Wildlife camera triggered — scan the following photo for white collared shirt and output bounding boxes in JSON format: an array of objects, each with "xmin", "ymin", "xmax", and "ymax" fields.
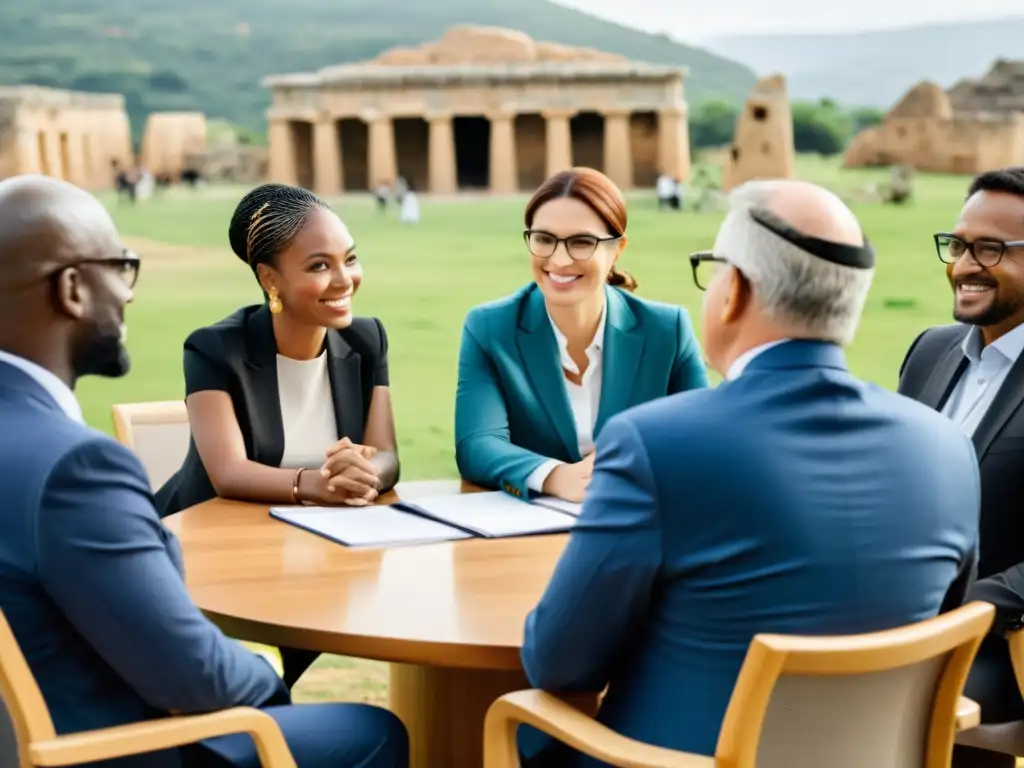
[
  {"xmin": 0, "ymin": 349, "xmax": 84, "ymax": 423},
  {"xmin": 942, "ymin": 323, "xmax": 1024, "ymax": 436},
  {"xmin": 525, "ymin": 305, "xmax": 607, "ymax": 492},
  {"xmin": 726, "ymin": 339, "xmax": 790, "ymax": 380}
]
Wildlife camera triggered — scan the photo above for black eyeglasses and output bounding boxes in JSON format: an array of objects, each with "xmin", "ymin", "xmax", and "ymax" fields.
[
  {"xmin": 58, "ymin": 251, "xmax": 140, "ymax": 289},
  {"xmin": 524, "ymin": 229, "xmax": 621, "ymax": 261},
  {"xmin": 689, "ymin": 250, "xmax": 728, "ymax": 290},
  {"xmin": 934, "ymin": 233, "xmax": 1024, "ymax": 269}
]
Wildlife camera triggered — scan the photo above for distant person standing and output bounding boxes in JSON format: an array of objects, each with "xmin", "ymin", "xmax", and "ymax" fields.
[
  {"xmin": 399, "ymin": 183, "xmax": 420, "ymax": 224},
  {"xmin": 111, "ymin": 160, "xmax": 136, "ymax": 204},
  {"xmin": 372, "ymin": 180, "xmax": 390, "ymax": 211},
  {"xmin": 656, "ymin": 173, "xmax": 675, "ymax": 210}
]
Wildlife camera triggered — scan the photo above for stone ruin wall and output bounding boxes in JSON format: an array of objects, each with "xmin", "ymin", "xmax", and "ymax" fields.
[
  {"xmin": 0, "ymin": 86, "xmax": 132, "ymax": 188},
  {"xmin": 844, "ymin": 71, "xmax": 1024, "ymax": 174},
  {"xmin": 139, "ymin": 111, "xmax": 208, "ymax": 177}
]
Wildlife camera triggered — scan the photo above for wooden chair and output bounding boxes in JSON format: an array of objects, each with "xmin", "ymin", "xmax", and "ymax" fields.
[
  {"xmin": 110, "ymin": 401, "xmax": 284, "ymax": 677},
  {"xmin": 484, "ymin": 601, "xmax": 994, "ymax": 768},
  {"xmin": 0, "ymin": 609, "xmax": 296, "ymax": 767},
  {"xmin": 111, "ymin": 400, "xmax": 191, "ymax": 492},
  {"xmin": 954, "ymin": 628, "xmax": 1024, "ymax": 757}
]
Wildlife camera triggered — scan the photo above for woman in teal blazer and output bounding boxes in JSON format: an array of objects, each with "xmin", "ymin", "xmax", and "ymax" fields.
[{"xmin": 455, "ymin": 168, "xmax": 709, "ymax": 502}]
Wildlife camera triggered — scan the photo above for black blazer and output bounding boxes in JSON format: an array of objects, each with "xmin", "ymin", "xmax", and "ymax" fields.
[
  {"xmin": 155, "ymin": 304, "xmax": 390, "ymax": 517},
  {"xmin": 899, "ymin": 323, "xmax": 1024, "ymax": 631}
]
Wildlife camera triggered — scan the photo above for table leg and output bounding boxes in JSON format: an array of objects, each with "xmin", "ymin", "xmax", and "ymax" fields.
[{"xmin": 389, "ymin": 662, "xmax": 530, "ymax": 768}]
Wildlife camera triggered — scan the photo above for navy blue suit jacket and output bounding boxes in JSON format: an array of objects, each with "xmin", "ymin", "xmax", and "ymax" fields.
[
  {"xmin": 0, "ymin": 360, "xmax": 288, "ymax": 768},
  {"xmin": 521, "ymin": 340, "xmax": 980, "ymax": 763}
]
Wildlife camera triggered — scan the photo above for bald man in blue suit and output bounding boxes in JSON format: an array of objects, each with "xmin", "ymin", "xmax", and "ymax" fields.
[
  {"xmin": 519, "ymin": 180, "xmax": 981, "ymax": 766},
  {"xmin": 0, "ymin": 175, "xmax": 407, "ymax": 768}
]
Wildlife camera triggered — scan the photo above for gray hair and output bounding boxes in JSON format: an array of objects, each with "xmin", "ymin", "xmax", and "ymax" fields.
[{"xmin": 712, "ymin": 181, "xmax": 874, "ymax": 346}]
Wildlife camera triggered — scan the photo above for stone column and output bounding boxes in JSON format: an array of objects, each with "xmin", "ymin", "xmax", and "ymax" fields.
[
  {"xmin": 658, "ymin": 105, "xmax": 692, "ymax": 182},
  {"xmin": 313, "ymin": 114, "xmax": 342, "ymax": 196},
  {"xmin": 367, "ymin": 113, "xmax": 397, "ymax": 188},
  {"xmin": 43, "ymin": 131, "xmax": 63, "ymax": 179},
  {"xmin": 488, "ymin": 110, "xmax": 517, "ymax": 194},
  {"xmin": 427, "ymin": 113, "xmax": 457, "ymax": 194},
  {"xmin": 14, "ymin": 123, "xmax": 38, "ymax": 176},
  {"xmin": 543, "ymin": 109, "xmax": 574, "ymax": 178},
  {"xmin": 63, "ymin": 133, "xmax": 87, "ymax": 187},
  {"xmin": 267, "ymin": 117, "xmax": 298, "ymax": 185},
  {"xmin": 602, "ymin": 109, "xmax": 633, "ymax": 190}
]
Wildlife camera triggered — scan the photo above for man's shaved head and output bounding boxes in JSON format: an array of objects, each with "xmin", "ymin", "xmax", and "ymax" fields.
[
  {"xmin": 0, "ymin": 175, "xmax": 135, "ymax": 387},
  {"xmin": 0, "ymin": 174, "xmax": 121, "ymax": 287}
]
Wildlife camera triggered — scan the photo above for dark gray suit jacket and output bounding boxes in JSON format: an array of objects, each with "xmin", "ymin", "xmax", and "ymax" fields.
[
  {"xmin": 900, "ymin": 324, "xmax": 1024, "ymax": 634},
  {"xmin": 0, "ymin": 360, "xmax": 288, "ymax": 768}
]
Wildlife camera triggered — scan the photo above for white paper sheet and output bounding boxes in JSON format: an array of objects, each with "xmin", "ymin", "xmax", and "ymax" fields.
[
  {"xmin": 394, "ymin": 491, "xmax": 575, "ymax": 538},
  {"xmin": 270, "ymin": 506, "xmax": 472, "ymax": 548}
]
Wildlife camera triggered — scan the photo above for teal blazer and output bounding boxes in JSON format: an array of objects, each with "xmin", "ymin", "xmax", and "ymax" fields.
[{"xmin": 455, "ymin": 282, "xmax": 708, "ymax": 498}]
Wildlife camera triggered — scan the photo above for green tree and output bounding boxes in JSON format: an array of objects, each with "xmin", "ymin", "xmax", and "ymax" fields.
[
  {"xmin": 689, "ymin": 99, "xmax": 740, "ymax": 150},
  {"xmin": 848, "ymin": 106, "xmax": 886, "ymax": 132},
  {"xmin": 790, "ymin": 100, "xmax": 853, "ymax": 155}
]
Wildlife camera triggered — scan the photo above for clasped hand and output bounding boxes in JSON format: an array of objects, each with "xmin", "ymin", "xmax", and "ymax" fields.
[{"xmin": 319, "ymin": 437, "xmax": 380, "ymax": 506}]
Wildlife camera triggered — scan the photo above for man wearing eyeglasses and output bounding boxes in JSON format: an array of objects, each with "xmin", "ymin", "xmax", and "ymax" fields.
[
  {"xmin": 898, "ymin": 166, "xmax": 1024, "ymax": 768},
  {"xmin": 0, "ymin": 175, "xmax": 408, "ymax": 768}
]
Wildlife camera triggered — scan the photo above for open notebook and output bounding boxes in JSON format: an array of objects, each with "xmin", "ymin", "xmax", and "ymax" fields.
[{"xmin": 270, "ymin": 491, "xmax": 581, "ymax": 548}]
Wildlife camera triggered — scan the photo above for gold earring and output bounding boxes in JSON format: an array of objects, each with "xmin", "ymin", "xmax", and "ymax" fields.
[{"xmin": 268, "ymin": 287, "xmax": 282, "ymax": 314}]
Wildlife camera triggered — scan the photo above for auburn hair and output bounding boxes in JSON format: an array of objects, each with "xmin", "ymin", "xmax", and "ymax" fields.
[{"xmin": 524, "ymin": 167, "xmax": 637, "ymax": 292}]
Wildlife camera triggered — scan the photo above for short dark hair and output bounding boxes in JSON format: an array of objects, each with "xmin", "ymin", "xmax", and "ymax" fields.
[
  {"xmin": 227, "ymin": 183, "xmax": 329, "ymax": 272},
  {"xmin": 966, "ymin": 167, "xmax": 1024, "ymax": 200}
]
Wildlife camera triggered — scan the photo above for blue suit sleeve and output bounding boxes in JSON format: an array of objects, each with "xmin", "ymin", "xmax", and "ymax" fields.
[
  {"xmin": 35, "ymin": 437, "xmax": 289, "ymax": 714},
  {"xmin": 669, "ymin": 308, "xmax": 709, "ymax": 394},
  {"xmin": 454, "ymin": 319, "xmax": 551, "ymax": 497},
  {"xmin": 521, "ymin": 414, "xmax": 661, "ymax": 692}
]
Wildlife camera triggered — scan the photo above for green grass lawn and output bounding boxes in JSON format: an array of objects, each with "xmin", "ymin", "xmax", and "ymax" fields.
[{"xmin": 84, "ymin": 155, "xmax": 974, "ymax": 703}]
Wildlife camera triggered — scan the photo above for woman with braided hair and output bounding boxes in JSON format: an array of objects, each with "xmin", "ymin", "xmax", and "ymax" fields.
[{"xmin": 155, "ymin": 183, "xmax": 399, "ymax": 684}]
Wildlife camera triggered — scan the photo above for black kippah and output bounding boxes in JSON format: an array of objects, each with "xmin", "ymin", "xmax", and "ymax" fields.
[{"xmin": 749, "ymin": 206, "xmax": 875, "ymax": 270}]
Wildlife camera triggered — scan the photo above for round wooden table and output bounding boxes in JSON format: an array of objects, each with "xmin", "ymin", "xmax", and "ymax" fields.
[{"xmin": 163, "ymin": 480, "xmax": 569, "ymax": 768}]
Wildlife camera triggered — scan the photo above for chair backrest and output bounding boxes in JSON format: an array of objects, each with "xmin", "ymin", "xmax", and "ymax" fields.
[
  {"xmin": 111, "ymin": 401, "xmax": 191, "ymax": 491},
  {"xmin": 0, "ymin": 610, "xmax": 57, "ymax": 768},
  {"xmin": 714, "ymin": 601, "xmax": 994, "ymax": 768}
]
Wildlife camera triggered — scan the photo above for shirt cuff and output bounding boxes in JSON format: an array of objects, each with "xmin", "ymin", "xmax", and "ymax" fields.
[{"xmin": 526, "ymin": 459, "xmax": 564, "ymax": 493}]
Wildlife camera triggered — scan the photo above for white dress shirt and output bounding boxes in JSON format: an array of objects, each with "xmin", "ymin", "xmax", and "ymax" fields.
[
  {"xmin": 726, "ymin": 339, "xmax": 789, "ymax": 380},
  {"xmin": 525, "ymin": 306, "xmax": 607, "ymax": 492},
  {"xmin": 0, "ymin": 349, "xmax": 84, "ymax": 423},
  {"xmin": 942, "ymin": 323, "xmax": 1024, "ymax": 437},
  {"xmin": 276, "ymin": 351, "xmax": 339, "ymax": 469}
]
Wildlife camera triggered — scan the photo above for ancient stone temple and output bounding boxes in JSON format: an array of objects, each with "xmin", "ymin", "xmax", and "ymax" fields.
[
  {"xmin": 262, "ymin": 25, "xmax": 691, "ymax": 195},
  {"xmin": 0, "ymin": 86, "xmax": 133, "ymax": 188}
]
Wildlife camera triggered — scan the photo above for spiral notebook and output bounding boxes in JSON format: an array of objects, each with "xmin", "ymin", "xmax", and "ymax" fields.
[{"xmin": 270, "ymin": 491, "xmax": 577, "ymax": 548}]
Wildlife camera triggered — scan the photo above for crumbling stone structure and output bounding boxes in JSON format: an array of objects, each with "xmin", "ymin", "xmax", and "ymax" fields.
[
  {"xmin": 139, "ymin": 112, "xmax": 208, "ymax": 177},
  {"xmin": 844, "ymin": 76, "xmax": 1024, "ymax": 174},
  {"xmin": 721, "ymin": 74, "xmax": 796, "ymax": 192},
  {"xmin": 0, "ymin": 86, "xmax": 132, "ymax": 188}
]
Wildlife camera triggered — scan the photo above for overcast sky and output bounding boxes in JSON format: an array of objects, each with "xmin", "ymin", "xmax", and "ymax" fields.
[{"xmin": 553, "ymin": 0, "xmax": 1024, "ymax": 40}]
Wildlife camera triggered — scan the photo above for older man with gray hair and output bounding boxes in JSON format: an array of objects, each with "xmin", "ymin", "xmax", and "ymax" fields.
[{"xmin": 518, "ymin": 179, "xmax": 982, "ymax": 767}]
